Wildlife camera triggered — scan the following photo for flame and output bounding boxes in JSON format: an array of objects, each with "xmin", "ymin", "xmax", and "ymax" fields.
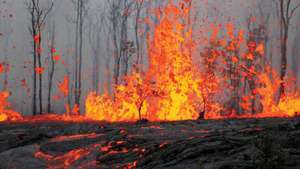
[
  {"xmin": 0, "ymin": 91, "xmax": 22, "ymax": 122},
  {"xmin": 277, "ymin": 96, "xmax": 300, "ymax": 117},
  {"xmin": 85, "ymin": 0, "xmax": 300, "ymax": 122},
  {"xmin": 246, "ymin": 68, "xmax": 300, "ymax": 118},
  {"xmin": 85, "ymin": 1, "xmax": 203, "ymax": 122},
  {"xmin": 1, "ymin": 0, "xmax": 298, "ymax": 123},
  {"xmin": 58, "ymin": 75, "xmax": 69, "ymax": 97}
]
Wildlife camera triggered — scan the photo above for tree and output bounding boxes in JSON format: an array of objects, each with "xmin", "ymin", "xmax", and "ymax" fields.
[
  {"xmin": 26, "ymin": 0, "xmax": 53, "ymax": 115},
  {"xmin": 134, "ymin": 0, "xmax": 145, "ymax": 71},
  {"xmin": 0, "ymin": 3, "xmax": 13, "ymax": 91},
  {"xmin": 108, "ymin": 0, "xmax": 121, "ymax": 86},
  {"xmin": 242, "ymin": 4, "xmax": 271, "ymax": 113},
  {"xmin": 291, "ymin": 30, "xmax": 300, "ymax": 91},
  {"xmin": 108, "ymin": 0, "xmax": 134, "ymax": 87},
  {"xmin": 87, "ymin": 9, "xmax": 105, "ymax": 94},
  {"xmin": 72, "ymin": 0, "xmax": 88, "ymax": 114},
  {"xmin": 46, "ymin": 20, "xmax": 56, "ymax": 113},
  {"xmin": 275, "ymin": 0, "xmax": 300, "ymax": 100}
]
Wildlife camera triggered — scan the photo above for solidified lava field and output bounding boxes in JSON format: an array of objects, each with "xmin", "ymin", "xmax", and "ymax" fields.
[{"xmin": 0, "ymin": 118, "xmax": 299, "ymax": 169}]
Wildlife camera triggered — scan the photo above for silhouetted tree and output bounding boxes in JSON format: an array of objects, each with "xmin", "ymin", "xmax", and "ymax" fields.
[
  {"xmin": 275, "ymin": 0, "xmax": 300, "ymax": 100},
  {"xmin": 26, "ymin": 0, "xmax": 53, "ymax": 115},
  {"xmin": 46, "ymin": 20, "xmax": 56, "ymax": 113},
  {"xmin": 72, "ymin": 0, "xmax": 88, "ymax": 114}
]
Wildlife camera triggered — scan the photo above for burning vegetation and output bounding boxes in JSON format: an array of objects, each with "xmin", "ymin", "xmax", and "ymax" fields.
[
  {"xmin": 0, "ymin": 0, "xmax": 299, "ymax": 123},
  {"xmin": 85, "ymin": 1, "xmax": 300, "ymax": 122},
  {"xmin": 0, "ymin": 1, "xmax": 300, "ymax": 168},
  {"xmin": 0, "ymin": 91, "xmax": 22, "ymax": 122}
]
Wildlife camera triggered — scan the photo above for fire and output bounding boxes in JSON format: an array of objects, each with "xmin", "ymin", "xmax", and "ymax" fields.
[
  {"xmin": 277, "ymin": 96, "xmax": 300, "ymax": 117},
  {"xmin": 86, "ymin": 1, "xmax": 202, "ymax": 122},
  {"xmin": 0, "ymin": 0, "xmax": 298, "ymax": 123},
  {"xmin": 242, "ymin": 67, "xmax": 300, "ymax": 118},
  {"xmin": 85, "ymin": 0, "xmax": 300, "ymax": 122},
  {"xmin": 0, "ymin": 91, "xmax": 23, "ymax": 122},
  {"xmin": 58, "ymin": 75, "xmax": 69, "ymax": 97}
]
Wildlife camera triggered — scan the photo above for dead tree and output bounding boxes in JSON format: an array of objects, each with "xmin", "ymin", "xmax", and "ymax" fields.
[
  {"xmin": 275, "ymin": 0, "xmax": 300, "ymax": 100},
  {"xmin": 291, "ymin": 31, "xmax": 300, "ymax": 91},
  {"xmin": 108, "ymin": 0, "xmax": 122, "ymax": 86},
  {"xmin": 134, "ymin": 0, "xmax": 145, "ymax": 71},
  {"xmin": 0, "ymin": 8, "xmax": 12, "ymax": 91},
  {"xmin": 26, "ymin": 0, "xmax": 53, "ymax": 115},
  {"xmin": 72, "ymin": 0, "xmax": 88, "ymax": 113},
  {"xmin": 243, "ymin": 3, "xmax": 271, "ymax": 113},
  {"xmin": 108, "ymin": 0, "xmax": 134, "ymax": 87},
  {"xmin": 87, "ymin": 10, "xmax": 105, "ymax": 94},
  {"xmin": 47, "ymin": 21, "xmax": 56, "ymax": 113}
]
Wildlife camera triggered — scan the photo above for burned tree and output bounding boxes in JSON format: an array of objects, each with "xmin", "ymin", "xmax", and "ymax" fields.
[
  {"xmin": 275, "ymin": 0, "xmax": 300, "ymax": 100},
  {"xmin": 0, "ymin": 8, "xmax": 12, "ymax": 91},
  {"xmin": 46, "ymin": 20, "xmax": 56, "ymax": 113},
  {"xmin": 72, "ymin": 0, "xmax": 88, "ymax": 114},
  {"xmin": 108, "ymin": 0, "xmax": 134, "ymax": 86},
  {"xmin": 291, "ymin": 31, "xmax": 300, "ymax": 91},
  {"xmin": 26, "ymin": 0, "xmax": 53, "ymax": 115},
  {"xmin": 242, "ymin": 9, "xmax": 270, "ymax": 114},
  {"xmin": 87, "ymin": 9, "xmax": 106, "ymax": 94},
  {"xmin": 108, "ymin": 0, "xmax": 121, "ymax": 86},
  {"xmin": 133, "ymin": 0, "xmax": 145, "ymax": 72}
]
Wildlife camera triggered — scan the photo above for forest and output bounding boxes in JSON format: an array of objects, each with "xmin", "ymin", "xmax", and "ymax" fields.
[
  {"xmin": 0, "ymin": 0, "xmax": 300, "ymax": 168},
  {"xmin": 0, "ymin": 0, "xmax": 299, "ymax": 122}
]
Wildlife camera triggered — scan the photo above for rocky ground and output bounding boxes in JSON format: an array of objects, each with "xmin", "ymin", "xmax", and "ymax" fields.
[{"xmin": 0, "ymin": 117, "xmax": 299, "ymax": 169}]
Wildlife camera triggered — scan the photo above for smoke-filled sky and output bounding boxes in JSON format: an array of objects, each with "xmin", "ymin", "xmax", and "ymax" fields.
[{"xmin": 0, "ymin": 0, "xmax": 299, "ymax": 115}]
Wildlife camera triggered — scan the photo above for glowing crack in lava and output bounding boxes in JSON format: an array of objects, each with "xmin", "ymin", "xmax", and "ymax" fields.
[{"xmin": 85, "ymin": 0, "xmax": 300, "ymax": 122}]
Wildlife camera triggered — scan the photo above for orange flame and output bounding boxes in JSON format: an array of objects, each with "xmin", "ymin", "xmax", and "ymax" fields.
[
  {"xmin": 0, "ymin": 91, "xmax": 22, "ymax": 122},
  {"xmin": 85, "ymin": 0, "xmax": 300, "ymax": 122},
  {"xmin": 86, "ymin": 1, "xmax": 203, "ymax": 122}
]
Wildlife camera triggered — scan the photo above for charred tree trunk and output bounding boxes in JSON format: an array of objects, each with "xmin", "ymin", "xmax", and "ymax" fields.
[
  {"xmin": 74, "ymin": 0, "xmax": 80, "ymax": 112},
  {"xmin": 134, "ymin": 0, "xmax": 144, "ymax": 71},
  {"xmin": 276, "ymin": 0, "xmax": 300, "ymax": 101},
  {"xmin": 37, "ymin": 31, "xmax": 43, "ymax": 114},
  {"xmin": 279, "ymin": 25, "xmax": 288, "ymax": 99},
  {"xmin": 27, "ymin": 0, "xmax": 53, "ymax": 115},
  {"xmin": 47, "ymin": 24, "xmax": 55, "ymax": 114},
  {"xmin": 31, "ymin": 7, "xmax": 37, "ymax": 116},
  {"xmin": 110, "ymin": 0, "xmax": 121, "ymax": 86},
  {"xmin": 87, "ymin": 9, "xmax": 105, "ymax": 94},
  {"xmin": 73, "ymin": 0, "xmax": 86, "ymax": 114},
  {"xmin": 77, "ymin": 0, "xmax": 84, "ymax": 113}
]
